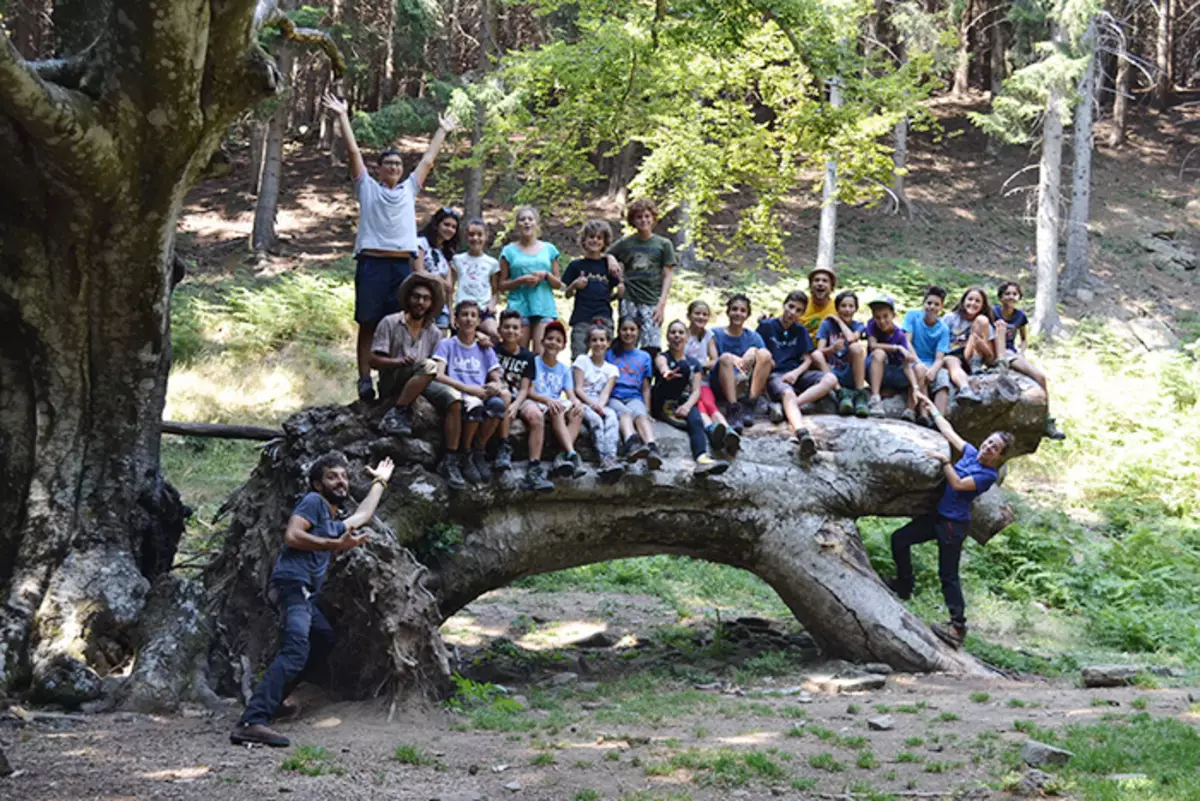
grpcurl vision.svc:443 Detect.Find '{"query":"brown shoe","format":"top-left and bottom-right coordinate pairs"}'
top-left (931, 621), bottom-right (967, 649)
top-left (230, 723), bottom-right (290, 747)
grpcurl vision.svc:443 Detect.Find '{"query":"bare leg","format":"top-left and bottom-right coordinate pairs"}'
top-left (849, 342), bottom-right (868, 389)
top-left (499, 389), bottom-right (513, 439)
top-left (749, 348), bottom-right (773, 400)
top-left (357, 322), bottom-right (378, 379)
top-left (634, 414), bottom-right (655, 443)
top-left (945, 356), bottom-right (970, 390)
top-left (965, 316), bottom-right (995, 363)
top-left (903, 364), bottom-right (919, 410)
top-left (993, 320), bottom-right (1008, 356)
top-left (717, 354), bottom-right (740, 404)
top-left (616, 412), bottom-right (635, 440)
top-left (479, 317), bottom-right (500, 342)
top-left (521, 404), bottom-right (545, 460)
top-left (795, 373), bottom-right (839, 407)
top-left (444, 402), bottom-right (463, 450)
top-left (810, 350), bottom-right (831, 373)
top-left (397, 373), bottom-right (433, 407)
top-left (519, 322), bottom-right (532, 351)
top-left (476, 416), bottom-right (500, 447)
top-left (566, 407), bottom-right (584, 446)
top-left (1011, 356), bottom-right (1048, 394)
top-left (868, 350), bottom-right (885, 396)
top-left (934, 387), bottom-right (950, 414)
top-left (461, 419), bottom-right (480, 449)
top-left (530, 320), bottom-right (549, 356)
top-left (549, 410), bottom-right (578, 450)
top-left (781, 389), bottom-right (804, 433)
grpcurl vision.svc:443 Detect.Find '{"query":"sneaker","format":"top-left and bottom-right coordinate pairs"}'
top-left (569, 451), bottom-right (586, 478)
top-left (853, 388), bottom-right (870, 418)
top-left (837, 388), bottom-right (854, 416)
top-left (1043, 415), bottom-right (1066, 441)
top-left (709, 421), bottom-right (728, 451)
top-left (626, 436), bottom-right (650, 462)
top-left (931, 621), bottom-right (968, 649)
top-left (230, 723), bottom-right (290, 747)
top-left (768, 402), bottom-right (784, 424)
top-left (693, 453), bottom-right (729, 476)
top-left (724, 428), bottom-right (742, 459)
top-left (494, 440), bottom-right (513, 472)
top-left (727, 402), bottom-right (744, 433)
top-left (357, 376), bottom-right (376, 403)
top-left (793, 428), bottom-right (817, 458)
top-left (956, 385), bottom-right (981, 405)
top-left (598, 456), bottom-right (625, 483)
top-left (868, 395), bottom-right (885, 418)
top-left (884, 577), bottom-right (912, 601)
top-left (551, 452), bottom-right (575, 478)
top-left (521, 462), bottom-right (554, 492)
top-left (900, 408), bottom-right (917, 424)
top-left (471, 449), bottom-right (493, 482)
top-left (461, 451), bottom-right (483, 484)
top-left (646, 443), bottom-right (664, 470)
top-left (442, 452), bottom-right (467, 490)
top-left (378, 406), bottom-right (413, 437)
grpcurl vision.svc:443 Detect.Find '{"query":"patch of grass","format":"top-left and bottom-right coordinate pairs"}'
top-left (280, 745), bottom-right (345, 776)
top-left (839, 735), bottom-right (869, 750)
top-left (924, 760), bottom-right (952, 773)
top-left (894, 703), bottom-right (925, 714)
top-left (970, 692), bottom-right (991, 703)
top-left (604, 750), bottom-right (621, 762)
top-left (873, 704), bottom-right (892, 714)
top-left (1007, 698), bottom-right (1027, 708)
top-left (574, 790), bottom-right (602, 801)
top-left (739, 650), bottom-right (793, 678)
top-left (1132, 697), bottom-right (1149, 710)
top-left (855, 751), bottom-right (879, 769)
top-left (895, 752), bottom-right (921, 764)
top-left (904, 736), bottom-right (924, 747)
top-left (743, 750), bottom-right (787, 780)
top-left (530, 753), bottom-right (556, 766)
top-left (392, 744), bottom-right (438, 766)
top-left (780, 707), bottom-right (808, 720)
top-left (808, 752), bottom-right (845, 772)
top-left (936, 712), bottom-right (960, 722)
top-left (786, 724), bottom-right (806, 738)
top-left (847, 703), bottom-right (861, 714)
top-left (791, 777), bottom-right (818, 791)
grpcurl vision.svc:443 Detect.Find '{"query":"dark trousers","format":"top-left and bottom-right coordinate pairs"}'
top-left (684, 406), bottom-right (708, 460)
top-left (890, 514), bottom-right (969, 626)
top-left (240, 581), bottom-right (336, 726)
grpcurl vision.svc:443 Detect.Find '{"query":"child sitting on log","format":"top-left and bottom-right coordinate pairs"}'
top-left (817, 290), bottom-right (869, 418)
top-left (528, 321), bottom-right (587, 481)
top-left (494, 309), bottom-right (553, 493)
top-left (433, 300), bottom-right (506, 489)
top-left (993, 282), bottom-right (1065, 440)
top-left (572, 324), bottom-right (626, 482)
top-left (941, 286), bottom-right (996, 405)
top-left (652, 320), bottom-right (730, 475)
top-left (683, 299), bottom-right (737, 454)
top-left (865, 295), bottom-right (920, 422)
top-left (606, 317), bottom-right (663, 468)
top-left (710, 294), bottom-right (772, 433)
top-left (902, 285), bottom-right (952, 420)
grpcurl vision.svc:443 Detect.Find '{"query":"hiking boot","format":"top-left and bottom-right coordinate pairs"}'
top-left (646, 443), bottom-right (664, 470)
top-left (931, 621), bottom-right (968, 649)
top-left (709, 421), bottom-right (728, 451)
top-left (551, 452), bottom-right (575, 478)
top-left (768, 402), bottom-right (784, 424)
top-left (460, 451), bottom-right (483, 485)
top-left (956, 385), bottom-right (981, 405)
top-left (626, 436), bottom-right (650, 462)
top-left (853, 389), bottom-right (870, 418)
top-left (494, 440), bottom-right (513, 472)
top-left (230, 723), bottom-right (290, 748)
top-left (1043, 415), bottom-right (1066, 441)
top-left (868, 395), bottom-right (885, 418)
top-left (724, 428), bottom-right (742, 459)
top-left (379, 406), bottom-right (413, 438)
top-left (569, 450), bottom-right (586, 478)
top-left (357, 376), bottom-right (376, 403)
top-left (693, 453), bottom-right (729, 476)
top-left (442, 452), bottom-right (467, 490)
top-left (521, 462), bottom-right (554, 493)
top-left (598, 456), bottom-right (625, 483)
top-left (471, 449), bottom-right (493, 482)
top-left (837, 388), bottom-right (854, 416)
top-left (900, 408), bottom-right (917, 424)
top-left (793, 428), bottom-right (817, 458)
top-left (884, 578), bottom-right (912, 601)
top-left (727, 402), bottom-right (744, 433)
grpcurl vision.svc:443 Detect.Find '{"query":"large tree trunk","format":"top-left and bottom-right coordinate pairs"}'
top-left (0, 0), bottom-right (318, 705)
top-left (1032, 30), bottom-right (1066, 338)
top-left (816, 79), bottom-right (841, 271)
top-left (989, 0), bottom-right (1007, 97)
top-left (1063, 21), bottom-right (1096, 294)
top-left (606, 141), bottom-right (641, 205)
top-left (193, 374), bottom-right (1047, 710)
top-left (952, 0), bottom-right (973, 97)
top-left (251, 48), bottom-right (292, 255)
top-left (893, 117), bottom-right (913, 217)
top-left (463, 0), bottom-right (492, 222)
top-left (1110, 33), bottom-right (1130, 147)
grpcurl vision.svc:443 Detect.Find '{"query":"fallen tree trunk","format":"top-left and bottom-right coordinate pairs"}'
top-left (161, 421), bottom-right (284, 441)
top-left (172, 372), bottom-right (1045, 709)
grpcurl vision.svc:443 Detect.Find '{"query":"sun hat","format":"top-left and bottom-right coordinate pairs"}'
top-left (397, 273), bottom-right (446, 318)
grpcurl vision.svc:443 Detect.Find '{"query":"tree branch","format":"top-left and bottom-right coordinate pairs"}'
top-left (262, 8), bottom-right (347, 78)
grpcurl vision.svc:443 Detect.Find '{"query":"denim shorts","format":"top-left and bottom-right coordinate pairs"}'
top-left (607, 396), bottom-right (649, 419)
top-left (354, 255), bottom-right (412, 324)
top-left (832, 364), bottom-right (855, 389)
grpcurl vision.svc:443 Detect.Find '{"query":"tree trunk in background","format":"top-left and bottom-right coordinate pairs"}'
top-left (816, 80), bottom-right (842, 271)
top-left (0, 0), bottom-right (284, 704)
top-left (463, 0), bottom-right (492, 221)
top-left (893, 117), bottom-right (913, 216)
top-left (989, 2), bottom-right (1007, 96)
top-left (1110, 33), bottom-right (1130, 147)
top-left (1063, 22), bottom-right (1096, 293)
top-left (1154, 0), bottom-right (1171, 108)
top-left (1032, 29), bottom-right (1066, 338)
top-left (249, 121), bottom-right (268, 195)
top-left (952, 0), bottom-right (973, 96)
top-left (252, 39), bottom-right (295, 255)
top-left (607, 141), bottom-right (640, 206)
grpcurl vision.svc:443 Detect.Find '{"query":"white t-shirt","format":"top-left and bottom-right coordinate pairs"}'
top-left (452, 252), bottom-right (500, 307)
top-left (417, 236), bottom-right (451, 318)
top-left (684, 328), bottom-right (714, 368)
top-left (572, 355), bottom-right (619, 400)
top-left (354, 174), bottom-right (419, 254)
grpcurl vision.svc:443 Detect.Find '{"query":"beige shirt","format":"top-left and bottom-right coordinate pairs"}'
top-left (371, 311), bottom-right (441, 361)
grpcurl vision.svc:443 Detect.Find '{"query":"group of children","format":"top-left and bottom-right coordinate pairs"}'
top-left (366, 197), bottom-right (1062, 493)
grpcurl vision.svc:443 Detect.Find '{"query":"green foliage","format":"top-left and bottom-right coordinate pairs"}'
top-left (351, 98), bottom-right (440, 148)
top-left (418, 522), bottom-right (464, 558)
top-left (280, 745), bottom-right (345, 776)
top-left (393, 744), bottom-right (439, 766)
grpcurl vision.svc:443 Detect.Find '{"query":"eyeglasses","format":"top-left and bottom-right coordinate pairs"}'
top-left (381, 160), bottom-right (403, 167)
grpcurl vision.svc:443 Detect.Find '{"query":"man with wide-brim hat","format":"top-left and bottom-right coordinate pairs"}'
top-left (368, 273), bottom-right (461, 438)
top-left (798, 266), bottom-right (838, 339)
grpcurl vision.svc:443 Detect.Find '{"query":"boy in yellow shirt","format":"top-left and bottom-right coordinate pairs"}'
top-left (798, 267), bottom-right (837, 338)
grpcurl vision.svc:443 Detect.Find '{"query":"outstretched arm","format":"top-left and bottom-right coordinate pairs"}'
top-left (343, 459), bottom-right (396, 530)
top-left (914, 392), bottom-right (966, 452)
top-left (412, 114), bottom-right (459, 188)
top-left (323, 92), bottom-right (366, 182)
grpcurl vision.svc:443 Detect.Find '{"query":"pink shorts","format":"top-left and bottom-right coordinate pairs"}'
top-left (697, 385), bottom-right (718, 417)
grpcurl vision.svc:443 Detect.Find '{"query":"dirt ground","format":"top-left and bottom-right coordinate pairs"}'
top-left (4, 586), bottom-right (1197, 801)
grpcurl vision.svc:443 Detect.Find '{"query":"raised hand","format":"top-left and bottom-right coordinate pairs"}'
top-left (366, 457), bottom-right (395, 484)
top-left (322, 91), bottom-right (348, 117)
top-left (438, 113), bottom-right (460, 134)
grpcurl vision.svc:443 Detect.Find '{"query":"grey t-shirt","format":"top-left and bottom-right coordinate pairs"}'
top-left (271, 492), bottom-right (345, 593)
top-left (354, 173), bottom-right (420, 254)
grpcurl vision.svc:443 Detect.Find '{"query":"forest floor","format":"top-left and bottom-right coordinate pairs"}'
top-left (5, 96), bottom-right (1200, 801)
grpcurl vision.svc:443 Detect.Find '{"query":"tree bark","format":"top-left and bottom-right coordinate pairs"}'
top-left (190, 375), bottom-right (1046, 710)
top-left (952, 0), bottom-right (973, 97)
top-left (1110, 33), bottom-right (1130, 147)
top-left (816, 79), bottom-right (842, 271)
top-left (607, 141), bottom-right (641, 205)
top-left (1155, 0), bottom-right (1172, 108)
top-left (252, 48), bottom-right (292, 255)
top-left (8, 0), bottom-right (53, 59)
top-left (989, 0), bottom-right (1007, 97)
top-left (249, 120), bottom-right (268, 194)
top-left (893, 117), bottom-right (913, 217)
top-left (1063, 21), bottom-right (1097, 293)
top-left (1031, 27), bottom-right (1066, 338)
top-left (0, 0), bottom-right (318, 704)
top-left (463, 0), bottom-right (492, 222)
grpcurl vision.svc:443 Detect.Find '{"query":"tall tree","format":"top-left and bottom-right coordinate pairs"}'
top-left (0, 0), bottom-right (339, 703)
top-left (1153, 0), bottom-right (1171, 107)
top-left (1063, 19), bottom-right (1097, 293)
top-left (817, 78), bottom-right (842, 271)
top-left (1032, 30), bottom-right (1066, 337)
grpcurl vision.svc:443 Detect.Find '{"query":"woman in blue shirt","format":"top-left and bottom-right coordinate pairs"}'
top-left (499, 206), bottom-right (562, 354)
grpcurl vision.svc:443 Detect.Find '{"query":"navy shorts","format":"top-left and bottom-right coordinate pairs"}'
top-left (881, 363), bottom-right (910, 391)
top-left (832, 364), bottom-right (855, 389)
top-left (354, 255), bottom-right (412, 324)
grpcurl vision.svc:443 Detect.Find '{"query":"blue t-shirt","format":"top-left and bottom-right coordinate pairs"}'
top-left (902, 310), bottom-right (950, 366)
top-left (937, 444), bottom-right (999, 522)
top-left (866, 319), bottom-right (910, 366)
top-left (712, 326), bottom-right (765, 359)
top-left (816, 317), bottom-right (866, 370)
top-left (435, 336), bottom-right (499, 386)
top-left (501, 241), bottom-right (560, 320)
top-left (757, 318), bottom-right (815, 374)
top-left (562, 257), bottom-right (619, 325)
top-left (606, 348), bottom-right (653, 401)
top-left (533, 356), bottom-right (573, 399)
top-left (271, 492), bottom-right (346, 592)
top-left (994, 305), bottom-right (1028, 351)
